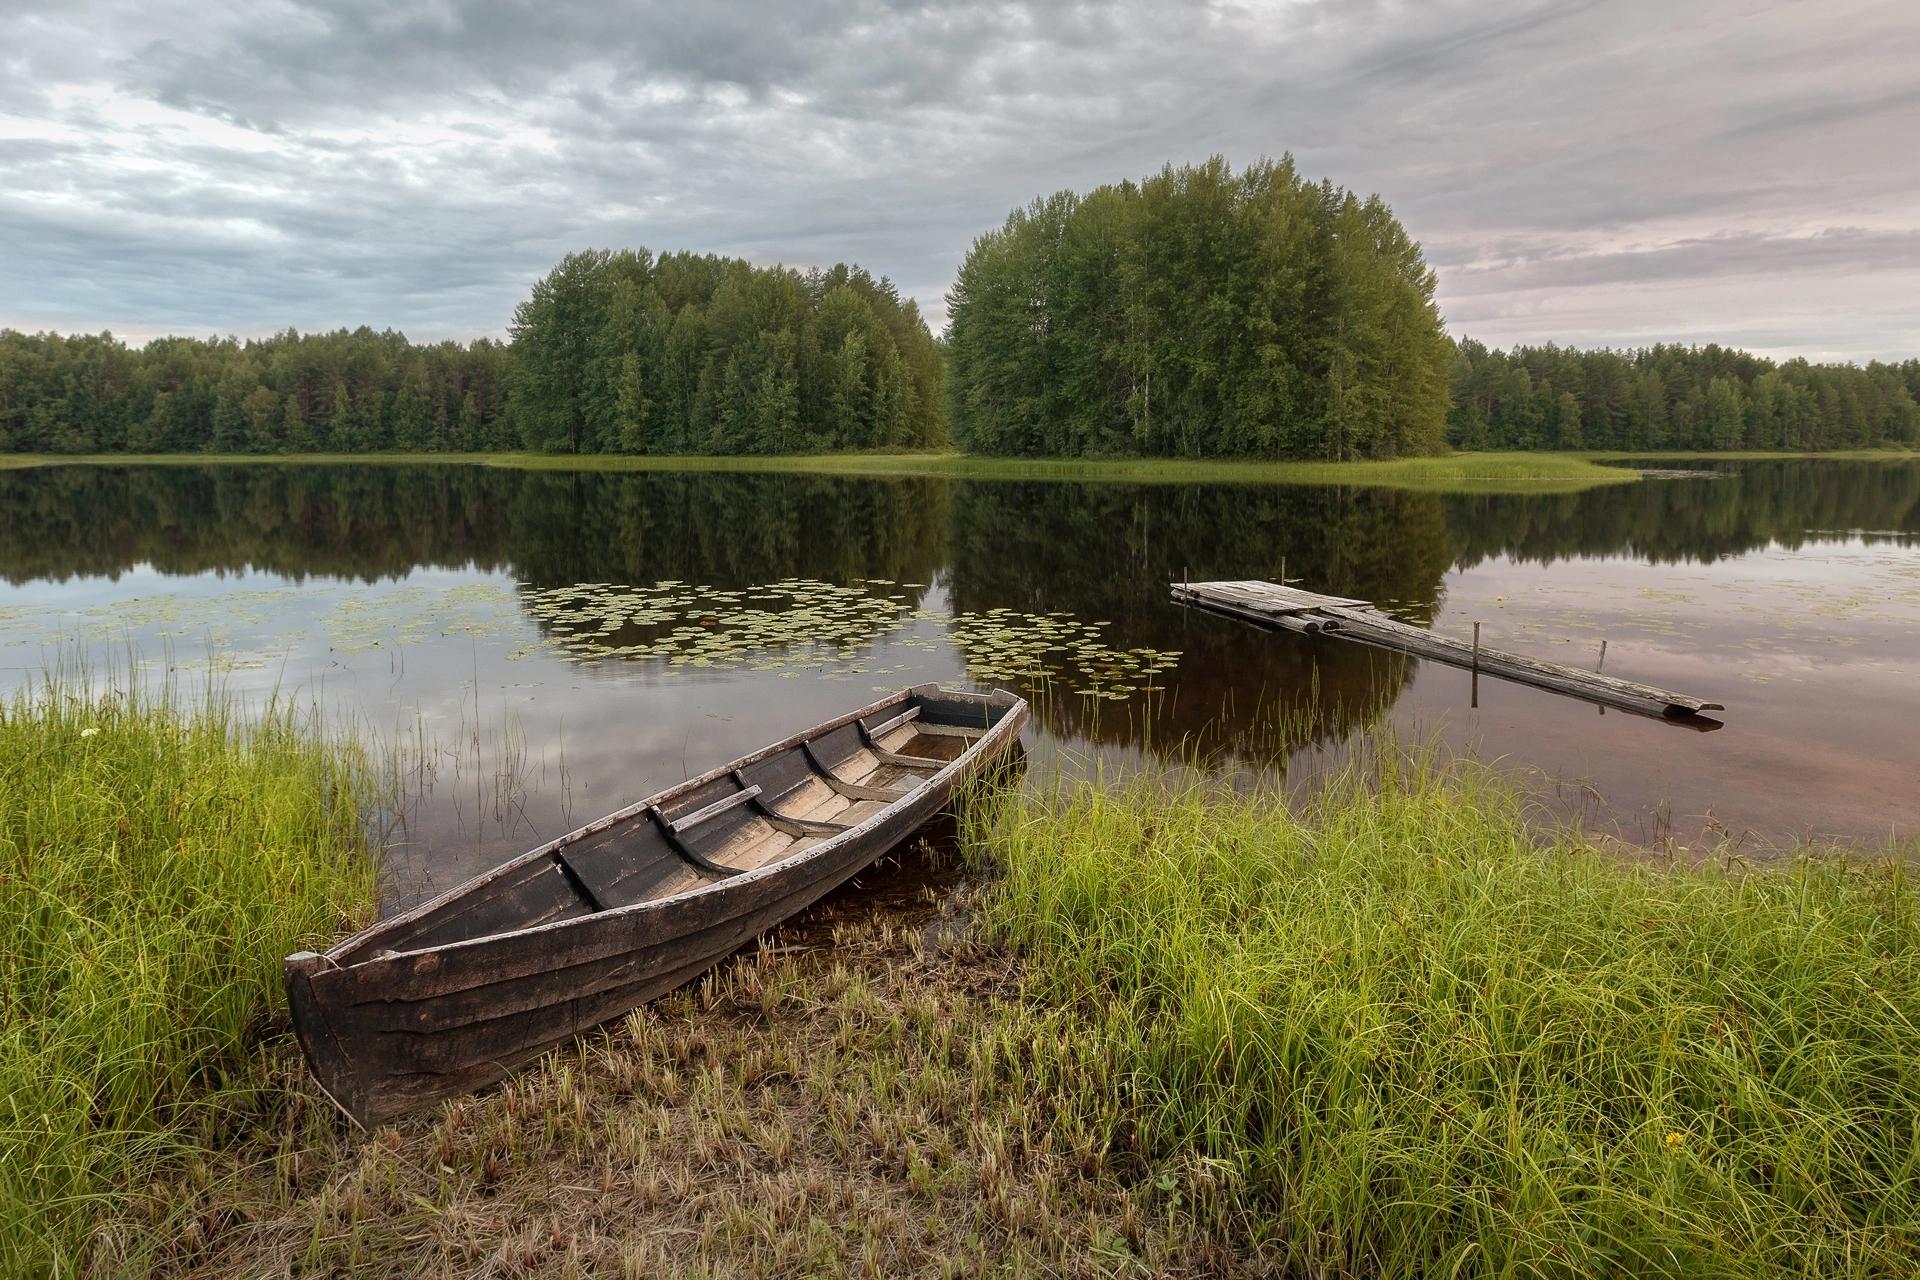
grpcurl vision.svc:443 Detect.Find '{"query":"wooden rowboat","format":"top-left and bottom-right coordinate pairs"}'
top-left (285, 684), bottom-right (1027, 1126)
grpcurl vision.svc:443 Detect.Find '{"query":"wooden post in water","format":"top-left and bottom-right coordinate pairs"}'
top-left (1596, 639), bottom-right (1608, 672)
top-left (1471, 621), bottom-right (1481, 708)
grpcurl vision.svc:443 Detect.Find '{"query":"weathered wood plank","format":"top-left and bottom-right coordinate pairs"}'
top-left (1171, 580), bottom-right (1724, 721)
top-left (870, 748), bottom-right (946, 770)
top-left (666, 784), bottom-right (762, 833)
top-left (911, 722), bottom-right (987, 739)
top-left (1317, 606), bottom-right (1723, 714)
top-left (864, 705), bottom-right (922, 738)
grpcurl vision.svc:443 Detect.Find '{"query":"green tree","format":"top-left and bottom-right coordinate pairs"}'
top-left (1555, 391), bottom-right (1584, 449)
top-left (508, 250), bottom-right (623, 452)
top-left (946, 155), bottom-right (1450, 460)
top-left (242, 386), bottom-right (279, 452)
top-left (327, 383), bottom-right (354, 452)
top-left (456, 391), bottom-right (485, 452)
top-left (280, 394), bottom-right (309, 452)
top-left (391, 379), bottom-right (432, 451)
top-left (1705, 376), bottom-right (1746, 449)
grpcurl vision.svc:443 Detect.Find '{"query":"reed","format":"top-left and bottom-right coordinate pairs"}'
top-left (971, 754), bottom-right (1920, 1277)
top-left (0, 677), bottom-right (376, 1275)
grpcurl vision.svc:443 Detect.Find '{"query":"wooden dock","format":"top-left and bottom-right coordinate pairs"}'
top-left (1171, 580), bottom-right (1725, 722)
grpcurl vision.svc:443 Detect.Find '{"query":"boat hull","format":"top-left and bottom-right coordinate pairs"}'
top-left (286, 685), bottom-right (1025, 1126)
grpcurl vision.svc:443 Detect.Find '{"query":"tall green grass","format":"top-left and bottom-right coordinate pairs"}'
top-left (0, 680), bottom-right (375, 1275)
top-left (973, 756), bottom-right (1920, 1277)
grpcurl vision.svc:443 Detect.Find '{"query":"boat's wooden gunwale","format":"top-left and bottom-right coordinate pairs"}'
top-left (319, 684), bottom-right (1011, 971)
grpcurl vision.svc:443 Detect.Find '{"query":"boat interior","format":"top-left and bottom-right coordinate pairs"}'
top-left (337, 690), bottom-right (1015, 962)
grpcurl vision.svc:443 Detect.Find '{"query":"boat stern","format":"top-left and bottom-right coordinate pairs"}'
top-left (284, 950), bottom-right (372, 1128)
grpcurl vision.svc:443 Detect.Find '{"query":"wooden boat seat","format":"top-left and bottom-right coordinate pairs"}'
top-left (546, 702), bottom-right (989, 910)
top-left (906, 722), bottom-right (986, 740)
top-left (683, 720), bottom-right (961, 876)
top-left (553, 818), bottom-right (712, 913)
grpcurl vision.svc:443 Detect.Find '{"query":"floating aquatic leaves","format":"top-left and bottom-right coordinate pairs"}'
top-left (508, 577), bottom-right (1181, 699)
top-left (324, 582), bottom-right (519, 653)
top-left (943, 608), bottom-right (1179, 698)
top-left (0, 569), bottom-right (1182, 702)
top-left (512, 578), bottom-right (911, 670)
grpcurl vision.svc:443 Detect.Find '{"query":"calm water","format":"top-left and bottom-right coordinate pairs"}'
top-left (3, 459), bottom-right (1915, 908)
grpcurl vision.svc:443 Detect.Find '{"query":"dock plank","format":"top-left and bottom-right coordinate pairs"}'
top-left (1171, 580), bottom-right (1724, 723)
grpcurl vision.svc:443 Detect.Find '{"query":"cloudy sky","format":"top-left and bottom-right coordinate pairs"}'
top-left (3, 0), bottom-right (1916, 361)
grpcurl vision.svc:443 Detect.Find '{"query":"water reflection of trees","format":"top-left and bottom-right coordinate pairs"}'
top-left (1445, 461), bottom-right (1920, 569)
top-left (943, 481), bottom-right (1457, 763)
top-left (0, 464), bottom-right (511, 584)
top-left (491, 471), bottom-right (945, 590)
top-left (0, 465), bottom-right (946, 590)
top-left (6, 459), bottom-right (1915, 768)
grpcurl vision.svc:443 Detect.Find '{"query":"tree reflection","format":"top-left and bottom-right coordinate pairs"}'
top-left (943, 480), bottom-right (1456, 762)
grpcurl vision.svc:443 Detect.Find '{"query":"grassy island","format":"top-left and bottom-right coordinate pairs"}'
top-left (0, 448), bottom-right (1647, 494)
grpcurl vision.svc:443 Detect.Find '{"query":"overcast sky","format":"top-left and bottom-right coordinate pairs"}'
top-left (3, 0), bottom-right (1916, 361)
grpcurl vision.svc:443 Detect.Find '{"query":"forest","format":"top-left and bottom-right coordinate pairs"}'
top-left (0, 250), bottom-right (944, 456)
top-left (0, 327), bottom-right (516, 455)
top-left (1449, 340), bottom-right (1920, 451)
top-left (3, 207), bottom-right (1918, 459)
top-left (944, 156), bottom-right (1455, 460)
top-left (507, 250), bottom-right (944, 454)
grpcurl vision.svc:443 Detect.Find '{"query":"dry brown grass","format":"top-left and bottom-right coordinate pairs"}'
top-left (150, 863), bottom-right (1271, 1279)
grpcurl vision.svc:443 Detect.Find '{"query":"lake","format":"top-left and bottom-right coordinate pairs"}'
top-left (2, 458), bottom-right (1914, 908)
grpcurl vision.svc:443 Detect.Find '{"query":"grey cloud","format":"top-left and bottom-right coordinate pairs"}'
top-left (1443, 228), bottom-right (1920, 296)
top-left (1716, 85), bottom-right (1920, 142)
top-left (1, 0), bottom-right (1916, 360)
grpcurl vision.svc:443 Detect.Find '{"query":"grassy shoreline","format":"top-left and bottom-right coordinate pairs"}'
top-left (0, 682), bottom-right (376, 1277)
top-left (0, 449), bottom-right (1646, 493)
top-left (8, 678), bottom-right (1915, 1275)
top-left (80, 747), bottom-right (1914, 1277)
top-left (1582, 448), bottom-right (1920, 462)
top-left (978, 764), bottom-right (1920, 1276)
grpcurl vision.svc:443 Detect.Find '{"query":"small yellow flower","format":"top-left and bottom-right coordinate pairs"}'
top-left (1664, 1131), bottom-right (1686, 1149)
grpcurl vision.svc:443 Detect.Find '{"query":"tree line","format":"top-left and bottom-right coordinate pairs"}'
top-left (5, 185), bottom-right (1920, 459)
top-left (1448, 340), bottom-right (1920, 452)
top-left (944, 155), bottom-right (1455, 460)
top-left (0, 327), bottom-right (515, 455)
top-left (0, 251), bottom-right (943, 457)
